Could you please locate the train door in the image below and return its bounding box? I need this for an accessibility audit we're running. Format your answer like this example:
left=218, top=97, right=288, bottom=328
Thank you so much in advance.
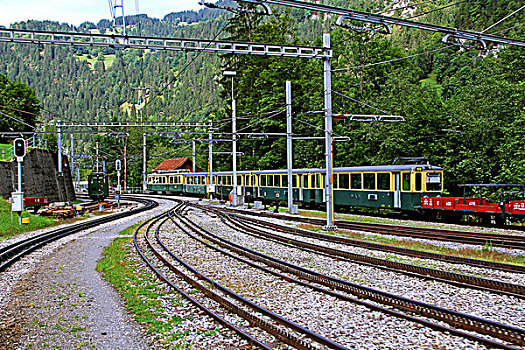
left=393, top=172, right=401, bottom=208
left=299, top=175, right=304, bottom=201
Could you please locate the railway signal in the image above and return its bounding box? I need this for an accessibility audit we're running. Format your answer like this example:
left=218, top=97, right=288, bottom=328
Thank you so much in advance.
left=14, top=138, right=26, bottom=160
left=12, top=138, right=26, bottom=225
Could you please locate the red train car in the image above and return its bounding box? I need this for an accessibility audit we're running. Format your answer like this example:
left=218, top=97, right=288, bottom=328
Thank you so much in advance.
left=422, top=184, right=525, bottom=225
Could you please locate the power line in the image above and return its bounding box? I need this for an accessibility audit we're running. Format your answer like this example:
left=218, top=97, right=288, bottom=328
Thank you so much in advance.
left=482, top=5, right=525, bottom=34
left=141, top=22, right=232, bottom=112
left=332, top=90, right=391, bottom=115
left=332, top=45, right=452, bottom=72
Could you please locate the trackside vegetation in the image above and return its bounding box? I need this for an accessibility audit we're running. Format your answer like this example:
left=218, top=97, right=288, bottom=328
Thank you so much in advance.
left=96, top=224, right=190, bottom=347
left=0, top=198, right=56, bottom=239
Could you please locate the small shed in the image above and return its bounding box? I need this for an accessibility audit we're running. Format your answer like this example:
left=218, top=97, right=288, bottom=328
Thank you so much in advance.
left=152, top=157, right=202, bottom=173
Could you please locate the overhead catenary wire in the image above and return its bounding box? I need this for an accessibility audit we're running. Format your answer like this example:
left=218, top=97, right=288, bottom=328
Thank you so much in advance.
left=332, top=45, right=453, bottom=72
left=141, top=22, right=231, bottom=112
left=482, top=4, right=525, bottom=33
left=332, top=90, right=391, bottom=115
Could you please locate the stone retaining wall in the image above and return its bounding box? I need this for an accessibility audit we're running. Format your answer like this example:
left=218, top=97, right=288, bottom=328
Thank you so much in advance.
left=0, top=149, right=75, bottom=203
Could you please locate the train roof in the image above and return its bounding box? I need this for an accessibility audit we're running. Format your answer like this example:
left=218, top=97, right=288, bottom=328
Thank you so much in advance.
left=149, top=164, right=442, bottom=176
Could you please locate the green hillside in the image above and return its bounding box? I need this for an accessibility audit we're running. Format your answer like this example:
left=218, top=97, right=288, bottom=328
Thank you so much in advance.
left=1, top=0, right=524, bottom=193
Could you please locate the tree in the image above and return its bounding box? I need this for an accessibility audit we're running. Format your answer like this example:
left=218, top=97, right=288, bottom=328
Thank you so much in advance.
left=0, top=74, right=41, bottom=138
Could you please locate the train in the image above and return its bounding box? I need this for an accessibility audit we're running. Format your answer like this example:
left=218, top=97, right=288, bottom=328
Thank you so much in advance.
left=87, top=172, right=109, bottom=201
left=146, top=163, right=525, bottom=225
left=148, top=163, right=443, bottom=211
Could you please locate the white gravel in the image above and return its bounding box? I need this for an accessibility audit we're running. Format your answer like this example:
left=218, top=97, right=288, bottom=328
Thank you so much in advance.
left=155, top=206, right=525, bottom=350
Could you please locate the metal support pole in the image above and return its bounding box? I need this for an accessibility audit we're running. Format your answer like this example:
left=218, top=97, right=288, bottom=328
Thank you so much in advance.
left=96, top=141, right=99, bottom=172
left=70, top=134, right=74, bottom=187
left=57, top=120, right=63, bottom=175
left=143, top=133, right=147, bottom=192
left=17, top=160, right=22, bottom=225
left=232, top=78, right=238, bottom=206
left=192, top=139, right=196, bottom=172
left=208, top=120, right=213, bottom=199
left=76, top=160, right=80, bottom=190
left=286, top=81, right=294, bottom=213
left=323, top=33, right=336, bottom=230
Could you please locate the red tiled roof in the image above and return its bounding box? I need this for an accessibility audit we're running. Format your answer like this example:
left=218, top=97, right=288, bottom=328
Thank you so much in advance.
left=152, top=157, right=202, bottom=172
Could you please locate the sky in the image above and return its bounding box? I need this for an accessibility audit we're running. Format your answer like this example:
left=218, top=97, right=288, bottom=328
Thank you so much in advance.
left=0, top=0, right=203, bottom=27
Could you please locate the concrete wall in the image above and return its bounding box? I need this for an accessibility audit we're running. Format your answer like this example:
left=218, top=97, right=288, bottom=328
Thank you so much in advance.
left=0, top=149, right=76, bottom=203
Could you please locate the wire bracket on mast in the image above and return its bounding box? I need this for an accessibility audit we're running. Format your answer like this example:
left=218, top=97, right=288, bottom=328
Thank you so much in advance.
left=442, top=33, right=487, bottom=50
left=336, top=14, right=392, bottom=35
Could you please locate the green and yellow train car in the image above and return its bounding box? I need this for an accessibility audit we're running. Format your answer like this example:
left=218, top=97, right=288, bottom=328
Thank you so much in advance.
left=147, top=164, right=444, bottom=212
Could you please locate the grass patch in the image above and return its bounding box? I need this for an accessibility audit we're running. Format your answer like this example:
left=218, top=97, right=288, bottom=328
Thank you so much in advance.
left=0, top=199, right=56, bottom=240
left=76, top=54, right=116, bottom=70
left=297, top=223, right=525, bottom=266
left=119, top=221, right=144, bottom=236
left=97, top=233, right=187, bottom=342
left=420, top=72, right=443, bottom=94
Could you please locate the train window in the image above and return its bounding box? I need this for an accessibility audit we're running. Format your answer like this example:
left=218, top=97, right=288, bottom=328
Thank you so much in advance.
left=303, top=175, right=309, bottom=188
left=377, top=173, right=390, bottom=190
left=275, top=175, right=281, bottom=187
left=261, top=175, right=267, bottom=186
left=364, top=173, right=375, bottom=190
left=426, top=173, right=442, bottom=191
left=351, top=174, right=362, bottom=190
left=415, top=173, right=422, bottom=192
left=293, top=175, right=299, bottom=188
left=246, top=175, right=251, bottom=186
left=402, top=173, right=411, bottom=191
left=282, top=176, right=288, bottom=188
left=339, top=174, right=349, bottom=189
left=268, top=175, right=274, bottom=187
left=316, top=174, right=321, bottom=189
left=237, top=175, right=243, bottom=185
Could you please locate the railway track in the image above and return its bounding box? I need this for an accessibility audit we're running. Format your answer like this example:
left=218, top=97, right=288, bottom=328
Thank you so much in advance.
left=208, top=209, right=525, bottom=298
left=139, top=198, right=525, bottom=349
left=218, top=207, right=525, bottom=250
left=134, top=203, right=348, bottom=350
left=0, top=196, right=158, bottom=272
left=213, top=206, right=525, bottom=273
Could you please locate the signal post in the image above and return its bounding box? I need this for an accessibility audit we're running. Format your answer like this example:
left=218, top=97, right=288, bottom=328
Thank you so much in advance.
left=12, top=138, right=26, bottom=226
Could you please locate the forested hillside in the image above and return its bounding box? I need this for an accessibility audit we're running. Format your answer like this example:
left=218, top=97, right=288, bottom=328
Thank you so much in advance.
left=0, top=0, right=524, bottom=193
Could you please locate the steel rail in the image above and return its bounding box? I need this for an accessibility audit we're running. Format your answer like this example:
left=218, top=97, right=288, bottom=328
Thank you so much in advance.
left=0, top=196, right=157, bottom=272
left=220, top=207, right=525, bottom=251
left=173, top=201, right=524, bottom=349
left=223, top=212, right=525, bottom=298
left=136, top=206, right=340, bottom=350
left=165, top=210, right=347, bottom=350
left=169, top=205, right=523, bottom=350
left=132, top=207, right=275, bottom=350
left=220, top=207, right=525, bottom=273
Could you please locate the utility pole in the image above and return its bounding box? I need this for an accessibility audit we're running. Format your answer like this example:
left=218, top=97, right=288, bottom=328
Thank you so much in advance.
left=57, top=120, right=62, bottom=175
left=70, top=134, right=74, bottom=185
left=192, top=138, right=196, bottom=172
left=208, top=120, right=214, bottom=199
left=142, top=133, right=147, bottom=192
left=133, top=87, right=148, bottom=122
left=224, top=71, right=238, bottom=206
left=110, top=0, right=126, bottom=35
left=323, top=33, right=336, bottom=230
left=286, top=81, right=294, bottom=213
left=95, top=141, right=99, bottom=172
